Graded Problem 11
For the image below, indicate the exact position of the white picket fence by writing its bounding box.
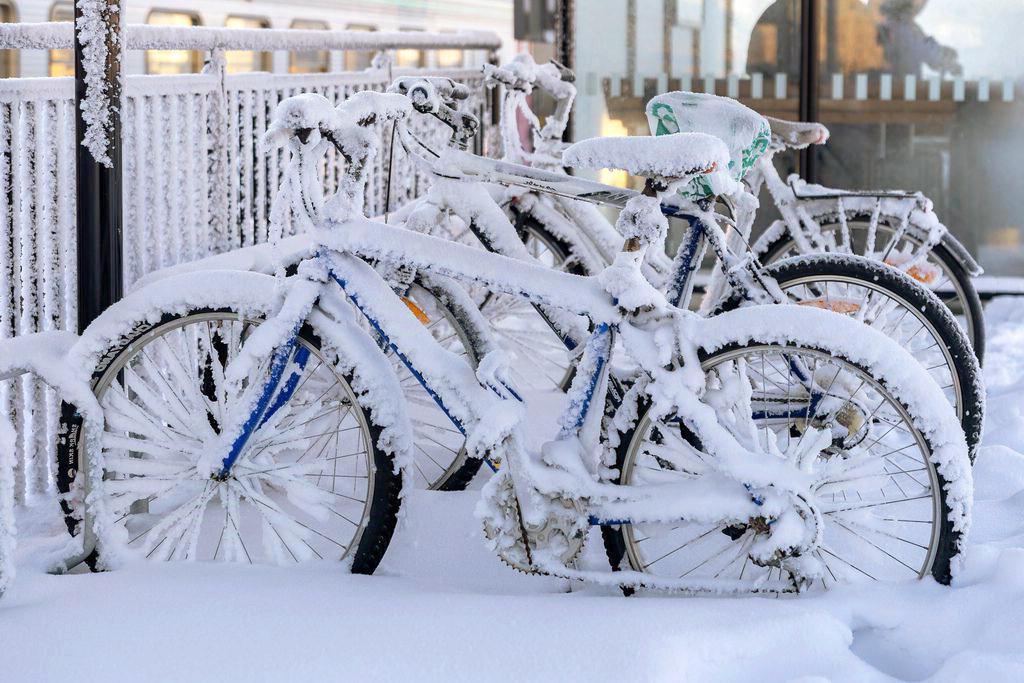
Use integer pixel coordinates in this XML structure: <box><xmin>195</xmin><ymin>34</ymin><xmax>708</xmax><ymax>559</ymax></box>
<box><xmin>0</xmin><ymin>26</ymin><xmax>499</xmax><ymax>501</ymax></box>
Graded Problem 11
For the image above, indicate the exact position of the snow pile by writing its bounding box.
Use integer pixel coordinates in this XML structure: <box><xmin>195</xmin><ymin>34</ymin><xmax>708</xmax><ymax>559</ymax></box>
<box><xmin>3</xmin><ymin>297</ymin><xmax>1024</xmax><ymax>677</ymax></box>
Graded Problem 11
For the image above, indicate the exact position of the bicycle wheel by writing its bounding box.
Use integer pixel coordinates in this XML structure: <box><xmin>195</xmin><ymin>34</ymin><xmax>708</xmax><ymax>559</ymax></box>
<box><xmin>603</xmin><ymin>331</ymin><xmax>964</xmax><ymax>590</ymax></box>
<box><xmin>58</xmin><ymin>308</ymin><xmax>402</xmax><ymax>572</ymax></box>
<box><xmin>759</xmin><ymin>218</ymin><xmax>985</xmax><ymax>364</ymax></box>
<box><xmin>477</xmin><ymin>214</ymin><xmax>583</xmax><ymax>392</ymax></box>
<box><xmin>716</xmin><ymin>254</ymin><xmax>983</xmax><ymax>460</ymax></box>
<box><xmin>390</xmin><ymin>278</ymin><xmax>483</xmax><ymax>491</ymax></box>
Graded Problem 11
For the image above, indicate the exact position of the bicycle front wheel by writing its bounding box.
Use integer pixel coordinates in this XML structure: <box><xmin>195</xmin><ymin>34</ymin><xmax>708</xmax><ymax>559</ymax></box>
<box><xmin>59</xmin><ymin>308</ymin><xmax>402</xmax><ymax>572</ymax></box>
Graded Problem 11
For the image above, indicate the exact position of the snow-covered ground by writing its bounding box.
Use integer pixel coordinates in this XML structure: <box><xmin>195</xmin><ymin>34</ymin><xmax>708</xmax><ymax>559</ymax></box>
<box><xmin>3</xmin><ymin>298</ymin><xmax>1024</xmax><ymax>682</ymax></box>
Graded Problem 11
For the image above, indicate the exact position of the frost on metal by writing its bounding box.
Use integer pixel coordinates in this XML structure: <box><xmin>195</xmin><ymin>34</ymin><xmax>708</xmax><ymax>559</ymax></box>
<box><xmin>76</xmin><ymin>0</ymin><xmax>121</xmax><ymax>167</ymax></box>
<box><xmin>0</xmin><ymin>410</ymin><xmax>15</xmax><ymax>597</ymax></box>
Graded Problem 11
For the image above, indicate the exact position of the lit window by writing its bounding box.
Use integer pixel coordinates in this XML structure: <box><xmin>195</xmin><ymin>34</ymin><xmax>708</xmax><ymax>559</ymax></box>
<box><xmin>289</xmin><ymin>19</ymin><xmax>330</xmax><ymax>74</ymax></box>
<box><xmin>146</xmin><ymin>11</ymin><xmax>202</xmax><ymax>75</ymax></box>
<box><xmin>49</xmin><ymin>2</ymin><xmax>74</xmax><ymax>77</ymax></box>
<box><xmin>436</xmin><ymin>31</ymin><xmax>462</xmax><ymax>69</ymax></box>
<box><xmin>395</xmin><ymin>29</ymin><xmax>424</xmax><ymax>69</ymax></box>
<box><xmin>437</xmin><ymin>49</ymin><xmax>463</xmax><ymax>68</ymax></box>
<box><xmin>0</xmin><ymin>0</ymin><xmax>17</xmax><ymax>78</ymax></box>
<box><xmin>344</xmin><ymin>24</ymin><xmax>376</xmax><ymax>71</ymax></box>
<box><xmin>224</xmin><ymin>16</ymin><xmax>272</xmax><ymax>74</ymax></box>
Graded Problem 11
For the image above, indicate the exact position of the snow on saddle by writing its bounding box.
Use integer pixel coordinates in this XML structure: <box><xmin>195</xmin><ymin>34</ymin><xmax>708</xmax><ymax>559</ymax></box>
<box><xmin>644</xmin><ymin>91</ymin><xmax>771</xmax><ymax>199</ymax></box>
<box><xmin>562</xmin><ymin>132</ymin><xmax>730</xmax><ymax>181</ymax></box>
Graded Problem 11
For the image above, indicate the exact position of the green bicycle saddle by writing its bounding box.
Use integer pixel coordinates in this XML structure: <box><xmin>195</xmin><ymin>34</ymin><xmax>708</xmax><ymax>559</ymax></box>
<box><xmin>646</xmin><ymin>91</ymin><xmax>771</xmax><ymax>200</ymax></box>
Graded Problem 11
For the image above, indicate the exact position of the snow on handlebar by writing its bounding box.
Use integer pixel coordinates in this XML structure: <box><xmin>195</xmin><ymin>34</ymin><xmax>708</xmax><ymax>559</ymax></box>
<box><xmin>483</xmin><ymin>54</ymin><xmax>576</xmax><ymax>100</ymax></box>
<box><xmin>387</xmin><ymin>77</ymin><xmax>480</xmax><ymax>150</ymax></box>
<box><xmin>262</xmin><ymin>91</ymin><xmax>412</xmax><ymax>151</ymax></box>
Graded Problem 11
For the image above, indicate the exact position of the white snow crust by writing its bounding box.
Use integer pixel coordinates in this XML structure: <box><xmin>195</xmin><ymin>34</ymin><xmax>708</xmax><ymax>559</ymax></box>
<box><xmin>75</xmin><ymin>0</ymin><xmax>121</xmax><ymax>167</ymax></box>
<box><xmin>4</xmin><ymin>295</ymin><xmax>1024</xmax><ymax>681</ymax></box>
<box><xmin>563</xmin><ymin>133</ymin><xmax>730</xmax><ymax>181</ymax></box>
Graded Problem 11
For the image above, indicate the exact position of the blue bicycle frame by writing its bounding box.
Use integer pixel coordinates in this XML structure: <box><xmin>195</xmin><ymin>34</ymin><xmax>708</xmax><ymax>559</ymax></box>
<box><xmin>214</xmin><ymin>151</ymin><xmax>825</xmax><ymax>490</ymax></box>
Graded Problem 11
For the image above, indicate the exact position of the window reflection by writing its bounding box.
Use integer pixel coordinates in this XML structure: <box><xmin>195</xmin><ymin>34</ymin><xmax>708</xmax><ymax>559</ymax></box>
<box><xmin>224</xmin><ymin>16</ymin><xmax>272</xmax><ymax>74</ymax></box>
<box><xmin>808</xmin><ymin>0</ymin><xmax>1024</xmax><ymax>273</ymax></box>
<box><xmin>344</xmin><ymin>24</ymin><xmax>377</xmax><ymax>71</ymax></box>
<box><xmin>146</xmin><ymin>10</ymin><xmax>203</xmax><ymax>75</ymax></box>
<box><xmin>290</xmin><ymin>19</ymin><xmax>330</xmax><ymax>74</ymax></box>
<box><xmin>396</xmin><ymin>29</ymin><xmax>425</xmax><ymax>68</ymax></box>
<box><xmin>49</xmin><ymin>2</ymin><xmax>75</xmax><ymax>77</ymax></box>
<box><xmin>571</xmin><ymin>0</ymin><xmax>1024</xmax><ymax>274</ymax></box>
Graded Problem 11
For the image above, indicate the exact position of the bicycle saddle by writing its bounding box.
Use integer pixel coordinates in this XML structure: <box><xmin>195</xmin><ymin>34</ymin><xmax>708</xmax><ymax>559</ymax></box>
<box><xmin>562</xmin><ymin>132</ymin><xmax>729</xmax><ymax>181</ymax></box>
<box><xmin>646</xmin><ymin>91</ymin><xmax>770</xmax><ymax>198</ymax></box>
<box><xmin>765</xmin><ymin>116</ymin><xmax>829</xmax><ymax>148</ymax></box>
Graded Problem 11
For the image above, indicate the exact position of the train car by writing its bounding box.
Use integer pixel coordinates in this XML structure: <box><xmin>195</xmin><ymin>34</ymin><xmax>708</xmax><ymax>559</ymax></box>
<box><xmin>0</xmin><ymin>0</ymin><xmax>514</xmax><ymax>78</ymax></box>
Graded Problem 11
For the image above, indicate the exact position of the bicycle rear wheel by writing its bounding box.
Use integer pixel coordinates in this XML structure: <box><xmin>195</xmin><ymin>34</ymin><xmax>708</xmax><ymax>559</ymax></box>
<box><xmin>759</xmin><ymin>218</ymin><xmax>985</xmax><ymax>364</ymax></box>
<box><xmin>716</xmin><ymin>254</ymin><xmax>983</xmax><ymax>460</ymax></box>
<box><xmin>602</xmin><ymin>332</ymin><xmax>965</xmax><ymax>590</ymax></box>
<box><xmin>388</xmin><ymin>278</ymin><xmax>484</xmax><ymax>491</ymax></box>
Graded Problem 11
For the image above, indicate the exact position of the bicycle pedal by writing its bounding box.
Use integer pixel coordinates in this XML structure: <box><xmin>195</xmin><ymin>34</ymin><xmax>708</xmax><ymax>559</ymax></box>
<box><xmin>721</xmin><ymin>524</ymin><xmax>747</xmax><ymax>541</ymax></box>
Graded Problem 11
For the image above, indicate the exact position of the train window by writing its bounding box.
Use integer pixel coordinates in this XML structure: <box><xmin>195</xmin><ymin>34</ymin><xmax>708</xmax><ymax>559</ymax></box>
<box><xmin>224</xmin><ymin>16</ymin><xmax>272</xmax><ymax>74</ymax></box>
<box><xmin>289</xmin><ymin>19</ymin><xmax>330</xmax><ymax>74</ymax></box>
<box><xmin>436</xmin><ymin>31</ymin><xmax>463</xmax><ymax>69</ymax></box>
<box><xmin>395</xmin><ymin>28</ymin><xmax>424</xmax><ymax>69</ymax></box>
<box><xmin>146</xmin><ymin>10</ymin><xmax>203</xmax><ymax>75</ymax></box>
<box><xmin>49</xmin><ymin>2</ymin><xmax>74</xmax><ymax>77</ymax></box>
<box><xmin>0</xmin><ymin>0</ymin><xmax>17</xmax><ymax>78</ymax></box>
<box><xmin>343</xmin><ymin>24</ymin><xmax>377</xmax><ymax>72</ymax></box>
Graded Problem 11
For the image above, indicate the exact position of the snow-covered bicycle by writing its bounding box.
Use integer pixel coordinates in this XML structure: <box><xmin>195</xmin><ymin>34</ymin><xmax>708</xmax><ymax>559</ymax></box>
<box><xmin>54</xmin><ymin>88</ymin><xmax>971</xmax><ymax>593</ymax></box>
<box><xmin>732</xmin><ymin>111</ymin><xmax>986</xmax><ymax>361</ymax></box>
<box><xmin>403</xmin><ymin>67</ymin><xmax>983</xmax><ymax>464</ymax></box>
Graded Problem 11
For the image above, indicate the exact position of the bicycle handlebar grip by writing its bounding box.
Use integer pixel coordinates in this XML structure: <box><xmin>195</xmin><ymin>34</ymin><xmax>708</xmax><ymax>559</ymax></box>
<box><xmin>406</xmin><ymin>83</ymin><xmax>438</xmax><ymax>114</ymax></box>
<box><xmin>390</xmin><ymin>76</ymin><xmax>469</xmax><ymax>114</ymax></box>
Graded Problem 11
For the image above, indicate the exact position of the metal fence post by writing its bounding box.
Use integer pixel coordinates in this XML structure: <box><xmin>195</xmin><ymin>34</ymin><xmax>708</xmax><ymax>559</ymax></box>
<box><xmin>204</xmin><ymin>48</ymin><xmax>230</xmax><ymax>255</ymax></box>
<box><xmin>798</xmin><ymin>0</ymin><xmax>820</xmax><ymax>182</ymax></box>
<box><xmin>556</xmin><ymin>0</ymin><xmax>574</xmax><ymax>143</ymax></box>
<box><xmin>74</xmin><ymin>0</ymin><xmax>123</xmax><ymax>333</ymax></box>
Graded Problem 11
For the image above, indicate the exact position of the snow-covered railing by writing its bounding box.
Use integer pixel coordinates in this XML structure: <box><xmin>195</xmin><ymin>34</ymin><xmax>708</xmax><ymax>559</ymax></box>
<box><xmin>0</xmin><ymin>22</ymin><xmax>502</xmax><ymax>52</ymax></box>
<box><xmin>0</xmin><ymin>26</ymin><xmax>498</xmax><ymax>503</ymax></box>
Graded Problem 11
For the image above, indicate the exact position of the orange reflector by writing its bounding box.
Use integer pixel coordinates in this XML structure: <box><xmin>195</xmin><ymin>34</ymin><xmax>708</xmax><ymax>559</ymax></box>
<box><xmin>401</xmin><ymin>297</ymin><xmax>431</xmax><ymax>324</ymax></box>
<box><xmin>885</xmin><ymin>259</ymin><xmax>940</xmax><ymax>285</ymax></box>
<box><xmin>797</xmin><ymin>298</ymin><xmax>862</xmax><ymax>314</ymax></box>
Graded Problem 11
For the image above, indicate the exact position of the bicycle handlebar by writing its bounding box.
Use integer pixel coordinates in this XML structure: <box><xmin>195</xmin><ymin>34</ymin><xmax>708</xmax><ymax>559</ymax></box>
<box><xmin>388</xmin><ymin>76</ymin><xmax>479</xmax><ymax>150</ymax></box>
<box><xmin>483</xmin><ymin>56</ymin><xmax>576</xmax><ymax>96</ymax></box>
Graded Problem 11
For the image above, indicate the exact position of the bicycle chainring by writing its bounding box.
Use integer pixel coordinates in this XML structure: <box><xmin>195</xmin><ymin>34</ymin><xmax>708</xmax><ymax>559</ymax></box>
<box><xmin>480</xmin><ymin>470</ymin><xmax>588</xmax><ymax>574</ymax></box>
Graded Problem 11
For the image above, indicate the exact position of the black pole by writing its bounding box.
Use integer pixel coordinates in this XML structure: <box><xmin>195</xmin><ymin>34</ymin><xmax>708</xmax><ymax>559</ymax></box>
<box><xmin>798</xmin><ymin>0</ymin><xmax>819</xmax><ymax>182</ymax></box>
<box><xmin>74</xmin><ymin>1</ymin><xmax>123</xmax><ymax>334</ymax></box>
<box><xmin>555</xmin><ymin>0</ymin><xmax>573</xmax><ymax>142</ymax></box>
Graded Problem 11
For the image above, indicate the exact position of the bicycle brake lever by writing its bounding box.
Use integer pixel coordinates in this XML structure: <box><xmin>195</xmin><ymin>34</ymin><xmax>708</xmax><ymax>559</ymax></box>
<box><xmin>548</xmin><ymin>59</ymin><xmax>576</xmax><ymax>83</ymax></box>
